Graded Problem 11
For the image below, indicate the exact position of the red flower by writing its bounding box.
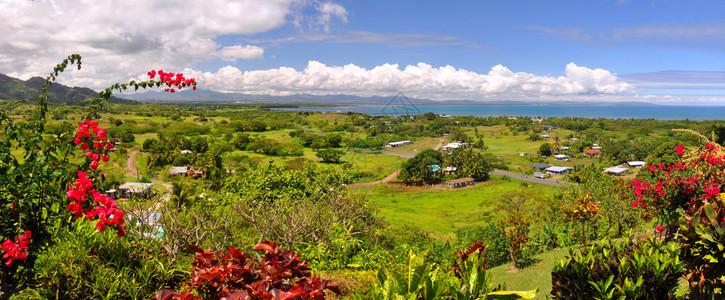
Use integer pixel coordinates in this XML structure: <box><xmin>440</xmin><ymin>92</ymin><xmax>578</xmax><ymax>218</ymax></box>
<box><xmin>656</xmin><ymin>225</ymin><xmax>665</xmax><ymax>232</ymax></box>
<box><xmin>572</xmin><ymin>232</ymin><xmax>577</xmax><ymax>236</ymax></box>
<box><xmin>676</xmin><ymin>145</ymin><xmax>685</xmax><ymax>156</ymax></box>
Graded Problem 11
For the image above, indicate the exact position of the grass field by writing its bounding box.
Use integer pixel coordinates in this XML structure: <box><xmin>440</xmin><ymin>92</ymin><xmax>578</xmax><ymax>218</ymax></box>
<box><xmin>361</xmin><ymin>175</ymin><xmax>561</xmax><ymax>241</ymax></box>
<box><xmin>488</xmin><ymin>247</ymin><xmax>571</xmax><ymax>299</ymax></box>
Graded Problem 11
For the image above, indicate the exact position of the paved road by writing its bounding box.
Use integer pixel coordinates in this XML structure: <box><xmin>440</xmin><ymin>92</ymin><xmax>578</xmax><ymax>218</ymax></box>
<box><xmin>350</xmin><ymin>148</ymin><xmax>414</xmax><ymax>158</ymax></box>
<box><xmin>491</xmin><ymin>170</ymin><xmax>575</xmax><ymax>187</ymax></box>
<box><xmin>300</xmin><ymin>126</ymin><xmax>326</xmax><ymax>136</ymax></box>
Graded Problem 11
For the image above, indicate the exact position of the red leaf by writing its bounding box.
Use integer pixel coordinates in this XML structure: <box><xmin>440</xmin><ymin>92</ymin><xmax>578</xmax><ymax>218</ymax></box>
<box><xmin>186</xmin><ymin>244</ymin><xmax>205</xmax><ymax>254</ymax></box>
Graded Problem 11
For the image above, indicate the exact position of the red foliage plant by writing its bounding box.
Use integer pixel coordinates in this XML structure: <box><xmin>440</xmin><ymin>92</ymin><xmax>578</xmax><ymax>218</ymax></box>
<box><xmin>151</xmin><ymin>241</ymin><xmax>339</xmax><ymax>300</ymax></box>
<box><xmin>451</xmin><ymin>241</ymin><xmax>489</xmax><ymax>279</ymax></box>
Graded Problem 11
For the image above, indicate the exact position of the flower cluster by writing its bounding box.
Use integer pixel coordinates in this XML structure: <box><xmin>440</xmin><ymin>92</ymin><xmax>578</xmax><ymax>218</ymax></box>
<box><xmin>1</xmin><ymin>231</ymin><xmax>31</xmax><ymax>267</ymax></box>
<box><xmin>73</xmin><ymin>119</ymin><xmax>114</xmax><ymax>170</ymax></box>
<box><xmin>66</xmin><ymin>171</ymin><xmax>126</xmax><ymax>236</ymax></box>
<box><xmin>68</xmin><ymin>119</ymin><xmax>125</xmax><ymax>237</ymax></box>
<box><xmin>148</xmin><ymin>69</ymin><xmax>197</xmax><ymax>93</ymax></box>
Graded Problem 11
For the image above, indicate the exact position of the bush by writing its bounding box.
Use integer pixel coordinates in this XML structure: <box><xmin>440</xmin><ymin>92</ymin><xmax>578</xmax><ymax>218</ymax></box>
<box><xmin>152</xmin><ymin>241</ymin><xmax>339</xmax><ymax>300</ymax></box>
<box><xmin>551</xmin><ymin>237</ymin><xmax>684</xmax><ymax>299</ymax></box>
<box><xmin>26</xmin><ymin>220</ymin><xmax>185</xmax><ymax>299</ymax></box>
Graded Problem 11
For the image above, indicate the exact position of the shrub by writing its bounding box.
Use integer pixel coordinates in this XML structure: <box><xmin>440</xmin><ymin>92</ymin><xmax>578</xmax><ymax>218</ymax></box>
<box><xmin>551</xmin><ymin>237</ymin><xmax>684</xmax><ymax>299</ymax></box>
<box><xmin>151</xmin><ymin>241</ymin><xmax>339</xmax><ymax>300</ymax></box>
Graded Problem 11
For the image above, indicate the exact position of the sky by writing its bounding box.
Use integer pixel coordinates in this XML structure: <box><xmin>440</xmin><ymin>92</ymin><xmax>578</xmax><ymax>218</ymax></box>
<box><xmin>1</xmin><ymin>0</ymin><xmax>724</xmax><ymax>104</ymax></box>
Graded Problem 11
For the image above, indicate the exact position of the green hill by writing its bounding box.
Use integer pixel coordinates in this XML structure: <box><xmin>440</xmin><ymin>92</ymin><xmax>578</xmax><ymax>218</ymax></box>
<box><xmin>0</xmin><ymin>73</ymin><xmax>138</xmax><ymax>105</ymax></box>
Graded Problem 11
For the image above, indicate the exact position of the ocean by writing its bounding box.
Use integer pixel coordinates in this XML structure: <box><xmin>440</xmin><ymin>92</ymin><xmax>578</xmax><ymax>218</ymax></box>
<box><xmin>272</xmin><ymin>104</ymin><xmax>725</xmax><ymax>120</ymax></box>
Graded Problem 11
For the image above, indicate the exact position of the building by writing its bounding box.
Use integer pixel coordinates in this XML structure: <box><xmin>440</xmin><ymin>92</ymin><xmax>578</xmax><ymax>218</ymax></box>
<box><xmin>560</xmin><ymin>146</ymin><xmax>570</xmax><ymax>151</ymax></box>
<box><xmin>118</xmin><ymin>182</ymin><xmax>154</xmax><ymax>199</ymax></box>
<box><xmin>169</xmin><ymin>166</ymin><xmax>189</xmax><ymax>176</ymax></box>
<box><xmin>446</xmin><ymin>177</ymin><xmax>474</xmax><ymax>189</ymax></box>
<box><xmin>180</xmin><ymin>150</ymin><xmax>193</xmax><ymax>154</ymax></box>
<box><xmin>533</xmin><ymin>172</ymin><xmax>546</xmax><ymax>179</ymax></box>
<box><xmin>585</xmin><ymin>149</ymin><xmax>601</xmax><ymax>157</ymax></box>
<box><xmin>603</xmin><ymin>166</ymin><xmax>629</xmax><ymax>176</ymax></box>
<box><xmin>627</xmin><ymin>161</ymin><xmax>646</xmax><ymax>168</ymax></box>
<box><xmin>540</xmin><ymin>134</ymin><xmax>550</xmax><ymax>139</ymax></box>
<box><xmin>553</xmin><ymin>154</ymin><xmax>570</xmax><ymax>161</ymax></box>
<box><xmin>442</xmin><ymin>166</ymin><xmax>457</xmax><ymax>175</ymax></box>
<box><xmin>385</xmin><ymin>140</ymin><xmax>413</xmax><ymax>148</ymax></box>
<box><xmin>545</xmin><ymin>166</ymin><xmax>573</xmax><ymax>175</ymax></box>
<box><xmin>530</xmin><ymin>163</ymin><xmax>551</xmax><ymax>171</ymax></box>
<box><xmin>570</xmin><ymin>138</ymin><xmax>578</xmax><ymax>141</ymax></box>
<box><xmin>442</xmin><ymin>142</ymin><xmax>469</xmax><ymax>151</ymax></box>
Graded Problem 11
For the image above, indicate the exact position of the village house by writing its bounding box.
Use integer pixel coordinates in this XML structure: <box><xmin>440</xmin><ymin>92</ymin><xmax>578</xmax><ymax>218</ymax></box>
<box><xmin>545</xmin><ymin>166</ymin><xmax>574</xmax><ymax>175</ymax></box>
<box><xmin>603</xmin><ymin>166</ymin><xmax>629</xmax><ymax>176</ymax></box>
<box><xmin>585</xmin><ymin>149</ymin><xmax>601</xmax><ymax>157</ymax></box>
<box><xmin>446</xmin><ymin>177</ymin><xmax>474</xmax><ymax>189</ymax></box>
<box><xmin>118</xmin><ymin>182</ymin><xmax>154</xmax><ymax>199</ymax></box>
<box><xmin>442</xmin><ymin>166</ymin><xmax>457</xmax><ymax>175</ymax></box>
<box><xmin>627</xmin><ymin>161</ymin><xmax>646</xmax><ymax>168</ymax></box>
<box><xmin>180</xmin><ymin>150</ymin><xmax>193</xmax><ymax>154</ymax></box>
<box><xmin>530</xmin><ymin>163</ymin><xmax>551</xmax><ymax>171</ymax></box>
<box><xmin>385</xmin><ymin>140</ymin><xmax>413</xmax><ymax>148</ymax></box>
<box><xmin>442</xmin><ymin>142</ymin><xmax>469</xmax><ymax>151</ymax></box>
<box><xmin>553</xmin><ymin>154</ymin><xmax>570</xmax><ymax>161</ymax></box>
<box><xmin>540</xmin><ymin>134</ymin><xmax>550</xmax><ymax>139</ymax></box>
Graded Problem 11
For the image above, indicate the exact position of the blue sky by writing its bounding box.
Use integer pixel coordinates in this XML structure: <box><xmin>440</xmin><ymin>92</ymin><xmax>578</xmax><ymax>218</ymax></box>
<box><xmin>1</xmin><ymin>0</ymin><xmax>724</xmax><ymax>103</ymax></box>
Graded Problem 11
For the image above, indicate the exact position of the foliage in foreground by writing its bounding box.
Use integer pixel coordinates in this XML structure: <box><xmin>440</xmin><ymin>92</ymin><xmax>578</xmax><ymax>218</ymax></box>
<box><xmin>359</xmin><ymin>247</ymin><xmax>537</xmax><ymax>300</ymax></box>
<box><xmin>151</xmin><ymin>241</ymin><xmax>339</xmax><ymax>300</ymax></box>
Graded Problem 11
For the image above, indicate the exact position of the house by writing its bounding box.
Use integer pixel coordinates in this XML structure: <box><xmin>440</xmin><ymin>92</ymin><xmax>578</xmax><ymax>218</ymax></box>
<box><xmin>446</xmin><ymin>177</ymin><xmax>474</xmax><ymax>189</ymax></box>
<box><xmin>585</xmin><ymin>149</ymin><xmax>601</xmax><ymax>156</ymax></box>
<box><xmin>180</xmin><ymin>150</ymin><xmax>193</xmax><ymax>154</ymax></box>
<box><xmin>427</xmin><ymin>164</ymin><xmax>441</xmax><ymax>173</ymax></box>
<box><xmin>543</xmin><ymin>125</ymin><xmax>557</xmax><ymax>130</ymax></box>
<box><xmin>519</xmin><ymin>152</ymin><xmax>527</xmax><ymax>156</ymax></box>
<box><xmin>570</xmin><ymin>138</ymin><xmax>578</xmax><ymax>141</ymax></box>
<box><xmin>553</xmin><ymin>154</ymin><xmax>570</xmax><ymax>161</ymax></box>
<box><xmin>169</xmin><ymin>166</ymin><xmax>188</xmax><ymax>176</ymax></box>
<box><xmin>627</xmin><ymin>161</ymin><xmax>646</xmax><ymax>168</ymax></box>
<box><xmin>560</xmin><ymin>146</ymin><xmax>570</xmax><ymax>151</ymax></box>
<box><xmin>118</xmin><ymin>182</ymin><xmax>154</xmax><ymax>199</ymax></box>
<box><xmin>385</xmin><ymin>140</ymin><xmax>413</xmax><ymax>148</ymax></box>
<box><xmin>533</xmin><ymin>172</ymin><xmax>546</xmax><ymax>179</ymax></box>
<box><xmin>592</xmin><ymin>146</ymin><xmax>602</xmax><ymax>150</ymax></box>
<box><xmin>530</xmin><ymin>163</ymin><xmax>551</xmax><ymax>171</ymax></box>
<box><xmin>603</xmin><ymin>166</ymin><xmax>629</xmax><ymax>176</ymax></box>
<box><xmin>540</xmin><ymin>134</ymin><xmax>550</xmax><ymax>139</ymax></box>
<box><xmin>442</xmin><ymin>142</ymin><xmax>469</xmax><ymax>151</ymax></box>
<box><xmin>187</xmin><ymin>169</ymin><xmax>204</xmax><ymax>178</ymax></box>
<box><xmin>442</xmin><ymin>166</ymin><xmax>457</xmax><ymax>175</ymax></box>
<box><xmin>545</xmin><ymin>166</ymin><xmax>573</xmax><ymax>175</ymax></box>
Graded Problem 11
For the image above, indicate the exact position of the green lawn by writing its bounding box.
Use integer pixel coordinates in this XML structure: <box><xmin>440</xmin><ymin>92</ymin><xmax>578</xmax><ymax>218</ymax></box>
<box><xmin>488</xmin><ymin>247</ymin><xmax>572</xmax><ymax>299</ymax></box>
<box><xmin>362</xmin><ymin>176</ymin><xmax>561</xmax><ymax>241</ymax></box>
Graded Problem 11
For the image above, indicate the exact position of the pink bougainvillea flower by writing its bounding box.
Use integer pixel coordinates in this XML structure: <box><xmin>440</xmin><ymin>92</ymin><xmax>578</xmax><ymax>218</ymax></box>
<box><xmin>676</xmin><ymin>145</ymin><xmax>685</xmax><ymax>156</ymax></box>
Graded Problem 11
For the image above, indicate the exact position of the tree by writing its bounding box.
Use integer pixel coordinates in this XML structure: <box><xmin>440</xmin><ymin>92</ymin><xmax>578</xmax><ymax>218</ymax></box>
<box><xmin>169</xmin><ymin>181</ymin><xmax>194</xmax><ymax>210</ymax></box>
<box><xmin>316</xmin><ymin>149</ymin><xmax>343</xmax><ymax>163</ymax></box>
<box><xmin>224</xmin><ymin>163</ymin><xmax>379</xmax><ymax>246</ymax></box>
<box><xmin>497</xmin><ymin>190</ymin><xmax>542</xmax><ymax>269</ymax></box>
<box><xmin>399</xmin><ymin>149</ymin><xmax>444</xmax><ymax>185</ymax></box>
<box><xmin>539</xmin><ymin>143</ymin><xmax>552</xmax><ymax>157</ymax></box>
<box><xmin>445</xmin><ymin>148</ymin><xmax>492</xmax><ymax>179</ymax></box>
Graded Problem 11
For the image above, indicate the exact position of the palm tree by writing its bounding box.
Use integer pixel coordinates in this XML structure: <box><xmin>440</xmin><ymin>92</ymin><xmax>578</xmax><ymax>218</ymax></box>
<box><xmin>169</xmin><ymin>181</ymin><xmax>193</xmax><ymax>210</ymax></box>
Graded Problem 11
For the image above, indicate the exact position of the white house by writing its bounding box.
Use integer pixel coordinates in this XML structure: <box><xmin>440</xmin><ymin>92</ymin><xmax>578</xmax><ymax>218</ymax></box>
<box><xmin>560</xmin><ymin>146</ymin><xmax>570</xmax><ymax>151</ymax></box>
<box><xmin>604</xmin><ymin>166</ymin><xmax>629</xmax><ymax>176</ymax></box>
<box><xmin>545</xmin><ymin>166</ymin><xmax>574</xmax><ymax>175</ymax></box>
<box><xmin>442</xmin><ymin>142</ymin><xmax>469</xmax><ymax>151</ymax></box>
<box><xmin>442</xmin><ymin>166</ymin><xmax>457</xmax><ymax>175</ymax></box>
<box><xmin>553</xmin><ymin>154</ymin><xmax>570</xmax><ymax>161</ymax></box>
<box><xmin>118</xmin><ymin>182</ymin><xmax>154</xmax><ymax>199</ymax></box>
<box><xmin>169</xmin><ymin>166</ymin><xmax>188</xmax><ymax>176</ymax></box>
<box><xmin>180</xmin><ymin>150</ymin><xmax>193</xmax><ymax>154</ymax></box>
<box><xmin>627</xmin><ymin>161</ymin><xmax>646</xmax><ymax>168</ymax></box>
<box><xmin>385</xmin><ymin>140</ymin><xmax>413</xmax><ymax>148</ymax></box>
<box><xmin>540</xmin><ymin>134</ymin><xmax>550</xmax><ymax>139</ymax></box>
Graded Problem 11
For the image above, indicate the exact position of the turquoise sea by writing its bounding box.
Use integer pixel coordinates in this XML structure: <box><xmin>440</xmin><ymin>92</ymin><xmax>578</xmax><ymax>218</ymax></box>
<box><xmin>273</xmin><ymin>104</ymin><xmax>725</xmax><ymax>120</ymax></box>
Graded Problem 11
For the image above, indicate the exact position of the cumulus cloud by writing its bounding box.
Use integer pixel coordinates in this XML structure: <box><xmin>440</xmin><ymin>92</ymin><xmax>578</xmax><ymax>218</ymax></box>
<box><xmin>0</xmin><ymin>0</ymin><xmax>345</xmax><ymax>88</ymax></box>
<box><xmin>182</xmin><ymin>61</ymin><xmax>634</xmax><ymax>100</ymax></box>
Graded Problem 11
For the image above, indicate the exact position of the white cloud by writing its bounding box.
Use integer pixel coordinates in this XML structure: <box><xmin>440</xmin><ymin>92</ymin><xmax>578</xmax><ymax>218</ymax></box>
<box><xmin>0</xmin><ymin>0</ymin><xmax>346</xmax><ymax>88</ymax></box>
<box><xmin>215</xmin><ymin>45</ymin><xmax>265</xmax><ymax>61</ymax></box>
<box><xmin>182</xmin><ymin>61</ymin><xmax>634</xmax><ymax>100</ymax></box>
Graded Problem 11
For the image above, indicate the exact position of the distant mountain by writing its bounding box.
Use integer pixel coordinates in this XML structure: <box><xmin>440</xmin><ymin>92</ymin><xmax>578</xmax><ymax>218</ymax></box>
<box><xmin>121</xmin><ymin>89</ymin><xmax>442</xmax><ymax>105</ymax></box>
<box><xmin>123</xmin><ymin>89</ymin><xmax>655</xmax><ymax>106</ymax></box>
<box><xmin>0</xmin><ymin>73</ymin><xmax>138</xmax><ymax>105</ymax></box>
